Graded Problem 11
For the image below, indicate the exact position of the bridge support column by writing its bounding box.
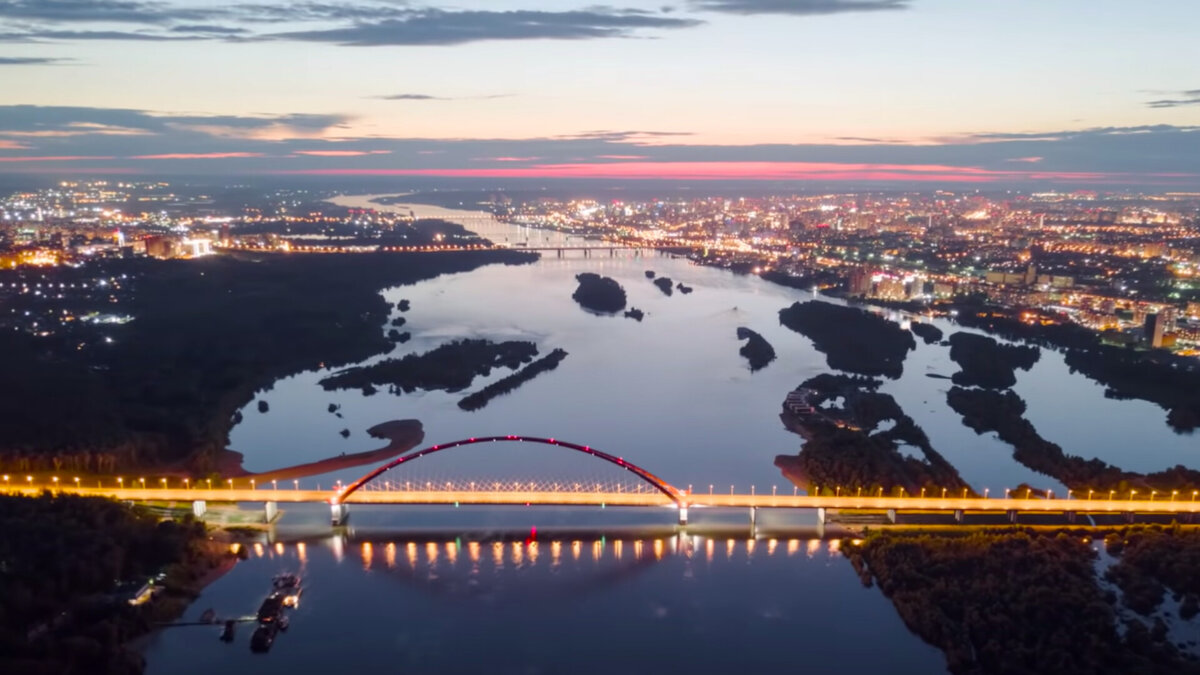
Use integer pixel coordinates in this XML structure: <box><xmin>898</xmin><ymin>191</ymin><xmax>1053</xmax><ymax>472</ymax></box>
<box><xmin>192</xmin><ymin>500</ymin><xmax>207</xmax><ymax>518</ymax></box>
<box><xmin>886</xmin><ymin>509</ymin><xmax>896</xmax><ymax>524</ymax></box>
<box><xmin>1125</xmin><ymin>512</ymin><xmax>1135</xmax><ymax>524</ymax></box>
<box><xmin>1007</xmin><ymin>510</ymin><xmax>1018</xmax><ymax>523</ymax></box>
<box><xmin>1065</xmin><ymin>511</ymin><xmax>1076</xmax><ymax>524</ymax></box>
<box><xmin>954</xmin><ymin>509</ymin><xmax>964</xmax><ymax>524</ymax></box>
<box><xmin>331</xmin><ymin>502</ymin><xmax>349</xmax><ymax>526</ymax></box>
<box><xmin>677</xmin><ymin>506</ymin><xmax>688</xmax><ymax>526</ymax></box>
<box><xmin>816</xmin><ymin>507</ymin><xmax>827</xmax><ymax>525</ymax></box>
<box><xmin>264</xmin><ymin>501</ymin><xmax>278</xmax><ymax>523</ymax></box>
<box><xmin>749</xmin><ymin>506</ymin><xmax>757</xmax><ymax>528</ymax></box>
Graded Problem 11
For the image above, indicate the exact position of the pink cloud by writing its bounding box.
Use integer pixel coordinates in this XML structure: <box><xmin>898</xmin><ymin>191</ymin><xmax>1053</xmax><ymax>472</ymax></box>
<box><xmin>0</xmin><ymin>155</ymin><xmax>115</xmax><ymax>162</ymax></box>
<box><xmin>131</xmin><ymin>152</ymin><xmax>264</xmax><ymax>159</ymax></box>
<box><xmin>275</xmin><ymin>160</ymin><xmax>1126</xmax><ymax>183</ymax></box>
<box><xmin>292</xmin><ymin>150</ymin><xmax>392</xmax><ymax>157</ymax></box>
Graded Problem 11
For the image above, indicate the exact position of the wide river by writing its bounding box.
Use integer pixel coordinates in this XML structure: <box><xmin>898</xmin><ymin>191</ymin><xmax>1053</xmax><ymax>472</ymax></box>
<box><xmin>142</xmin><ymin>195</ymin><xmax>1198</xmax><ymax>673</ymax></box>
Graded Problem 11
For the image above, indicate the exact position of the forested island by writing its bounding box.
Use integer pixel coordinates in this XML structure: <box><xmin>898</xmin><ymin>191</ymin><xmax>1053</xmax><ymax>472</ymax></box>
<box><xmin>778</xmin><ymin>301</ymin><xmax>916</xmax><ymax>378</ymax></box>
<box><xmin>909</xmin><ymin>321</ymin><xmax>943</xmax><ymax>344</ymax></box>
<box><xmin>458</xmin><ymin>348</ymin><xmax>569</xmax><ymax>411</ymax></box>
<box><xmin>775</xmin><ymin>374</ymin><xmax>971</xmax><ymax>495</ymax></box>
<box><xmin>0</xmin><ymin>249</ymin><xmax>535</xmax><ymax>475</ymax></box>
<box><xmin>624</xmin><ymin>308</ymin><xmax>645</xmax><ymax>321</ymax></box>
<box><xmin>735</xmin><ymin>327</ymin><xmax>775</xmax><ymax>371</ymax></box>
<box><xmin>954</xmin><ymin>307</ymin><xmax>1200</xmax><ymax>432</ymax></box>
<box><xmin>947</xmin><ymin>332</ymin><xmax>1040</xmax><ymax>389</ymax></box>
<box><xmin>845</xmin><ymin>528</ymin><xmax>1200</xmax><ymax>675</ymax></box>
<box><xmin>571</xmin><ymin>273</ymin><xmax>627</xmax><ymax>313</ymax></box>
<box><xmin>0</xmin><ymin>494</ymin><xmax>227</xmax><ymax>675</ymax></box>
<box><xmin>676</xmin><ymin>282</ymin><xmax>693</xmax><ymax>294</ymax></box>
<box><xmin>652</xmin><ymin>277</ymin><xmax>674</xmax><ymax>296</ymax></box>
<box><xmin>319</xmin><ymin>338</ymin><xmax>538</xmax><ymax>395</ymax></box>
<box><xmin>946</xmin><ymin>387</ymin><xmax>1200</xmax><ymax>492</ymax></box>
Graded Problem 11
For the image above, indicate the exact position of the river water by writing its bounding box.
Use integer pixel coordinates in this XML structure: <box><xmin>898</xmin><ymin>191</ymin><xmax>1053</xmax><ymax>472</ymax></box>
<box><xmin>142</xmin><ymin>195</ymin><xmax>1198</xmax><ymax>673</ymax></box>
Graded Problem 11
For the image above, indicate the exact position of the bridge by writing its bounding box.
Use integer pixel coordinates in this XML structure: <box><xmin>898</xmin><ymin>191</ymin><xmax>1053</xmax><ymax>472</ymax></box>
<box><xmin>6</xmin><ymin>435</ymin><xmax>1200</xmax><ymax>528</ymax></box>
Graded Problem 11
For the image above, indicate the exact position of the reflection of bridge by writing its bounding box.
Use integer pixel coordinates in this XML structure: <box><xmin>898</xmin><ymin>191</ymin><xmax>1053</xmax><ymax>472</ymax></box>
<box><xmin>8</xmin><ymin>435</ymin><xmax>1200</xmax><ymax>527</ymax></box>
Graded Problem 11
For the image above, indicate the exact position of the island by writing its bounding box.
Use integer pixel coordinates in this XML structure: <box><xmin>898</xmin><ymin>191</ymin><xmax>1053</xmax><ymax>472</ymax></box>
<box><xmin>216</xmin><ymin>418</ymin><xmax>425</xmax><ymax>481</ymax></box>
<box><xmin>909</xmin><ymin>321</ymin><xmax>943</xmax><ymax>344</ymax></box>
<box><xmin>458</xmin><ymin>348</ymin><xmax>569</xmax><ymax>411</ymax></box>
<box><xmin>644</xmin><ymin>270</ymin><xmax>656</xmax><ymax>279</ymax></box>
<box><xmin>778</xmin><ymin>301</ymin><xmax>916</xmax><ymax>379</ymax></box>
<box><xmin>946</xmin><ymin>387</ymin><xmax>1200</xmax><ymax>492</ymax></box>
<box><xmin>736</xmin><ymin>327</ymin><xmax>776</xmax><ymax>371</ymax></box>
<box><xmin>397</xmin><ymin>299</ymin><xmax>410</xmax><ymax>312</ymax></box>
<box><xmin>844</xmin><ymin>528</ymin><xmax>1200</xmax><ymax>675</ymax></box>
<box><xmin>676</xmin><ymin>282</ymin><xmax>693</xmax><ymax>294</ymax></box>
<box><xmin>652</xmin><ymin>277</ymin><xmax>674</xmax><ymax>296</ymax></box>
<box><xmin>257</xmin><ymin>400</ymin><xmax>269</xmax><ymax>413</ymax></box>
<box><xmin>319</xmin><ymin>339</ymin><xmax>538</xmax><ymax>395</ymax></box>
<box><xmin>571</xmin><ymin>273</ymin><xmax>627</xmax><ymax>313</ymax></box>
<box><xmin>624</xmin><ymin>308</ymin><xmax>645</xmax><ymax>322</ymax></box>
<box><xmin>947</xmin><ymin>332</ymin><xmax>1040</xmax><ymax>389</ymax></box>
<box><xmin>775</xmin><ymin>373</ymin><xmax>971</xmax><ymax>496</ymax></box>
<box><xmin>391</xmin><ymin>316</ymin><xmax>407</xmax><ymax>327</ymax></box>
<box><xmin>954</xmin><ymin>306</ymin><xmax>1200</xmax><ymax>432</ymax></box>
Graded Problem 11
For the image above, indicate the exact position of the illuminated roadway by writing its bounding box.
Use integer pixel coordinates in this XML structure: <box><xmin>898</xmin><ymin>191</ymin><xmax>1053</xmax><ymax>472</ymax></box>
<box><xmin>8</xmin><ymin>486</ymin><xmax>1200</xmax><ymax>519</ymax></box>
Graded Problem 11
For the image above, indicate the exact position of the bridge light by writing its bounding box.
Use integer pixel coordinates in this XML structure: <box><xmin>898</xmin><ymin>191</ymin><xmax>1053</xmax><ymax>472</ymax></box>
<box><xmin>1172</xmin><ymin>490</ymin><xmax>1179</xmax><ymax>501</ymax></box>
<box><xmin>74</xmin><ymin>477</ymin><xmax>80</xmax><ymax>488</ymax></box>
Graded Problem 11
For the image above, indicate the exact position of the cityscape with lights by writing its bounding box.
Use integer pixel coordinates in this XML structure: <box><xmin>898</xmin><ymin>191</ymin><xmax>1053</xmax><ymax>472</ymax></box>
<box><xmin>4</xmin><ymin>0</ymin><xmax>1200</xmax><ymax>673</ymax></box>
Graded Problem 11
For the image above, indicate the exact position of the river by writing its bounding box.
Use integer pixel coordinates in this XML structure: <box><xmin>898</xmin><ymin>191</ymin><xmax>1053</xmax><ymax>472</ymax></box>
<box><xmin>142</xmin><ymin>194</ymin><xmax>1198</xmax><ymax>673</ymax></box>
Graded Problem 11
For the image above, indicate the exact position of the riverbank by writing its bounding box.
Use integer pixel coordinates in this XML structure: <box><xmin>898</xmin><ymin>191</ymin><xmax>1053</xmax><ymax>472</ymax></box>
<box><xmin>215</xmin><ymin>419</ymin><xmax>425</xmax><ymax>481</ymax></box>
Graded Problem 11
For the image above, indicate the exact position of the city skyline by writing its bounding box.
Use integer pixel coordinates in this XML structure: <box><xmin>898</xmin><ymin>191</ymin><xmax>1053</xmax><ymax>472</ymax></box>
<box><xmin>1</xmin><ymin>0</ymin><xmax>1199</xmax><ymax>183</ymax></box>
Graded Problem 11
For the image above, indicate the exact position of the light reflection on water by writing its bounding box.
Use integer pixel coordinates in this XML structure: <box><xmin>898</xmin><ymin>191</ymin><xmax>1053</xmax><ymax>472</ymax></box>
<box><xmin>143</xmin><ymin>528</ymin><xmax>945</xmax><ymax>675</ymax></box>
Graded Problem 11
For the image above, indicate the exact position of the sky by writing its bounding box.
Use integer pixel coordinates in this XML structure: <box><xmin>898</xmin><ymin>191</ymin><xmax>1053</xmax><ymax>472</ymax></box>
<box><xmin>0</xmin><ymin>0</ymin><xmax>1198</xmax><ymax>185</ymax></box>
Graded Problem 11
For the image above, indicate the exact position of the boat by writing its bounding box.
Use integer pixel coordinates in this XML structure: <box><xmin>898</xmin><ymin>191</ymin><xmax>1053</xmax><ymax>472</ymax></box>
<box><xmin>272</xmin><ymin>573</ymin><xmax>301</xmax><ymax>591</ymax></box>
<box><xmin>250</xmin><ymin>623</ymin><xmax>277</xmax><ymax>653</ymax></box>
<box><xmin>256</xmin><ymin>592</ymin><xmax>286</xmax><ymax>624</ymax></box>
<box><xmin>278</xmin><ymin>615</ymin><xmax>289</xmax><ymax>632</ymax></box>
<box><xmin>219</xmin><ymin>620</ymin><xmax>236</xmax><ymax>643</ymax></box>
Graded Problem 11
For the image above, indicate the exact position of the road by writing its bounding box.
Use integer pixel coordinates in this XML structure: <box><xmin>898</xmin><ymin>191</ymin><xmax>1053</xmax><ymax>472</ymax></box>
<box><xmin>6</xmin><ymin>486</ymin><xmax>1200</xmax><ymax>516</ymax></box>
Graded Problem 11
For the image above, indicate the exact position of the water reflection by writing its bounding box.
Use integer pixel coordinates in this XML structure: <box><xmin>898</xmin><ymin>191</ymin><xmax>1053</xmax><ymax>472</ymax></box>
<box><xmin>143</xmin><ymin>532</ymin><xmax>945</xmax><ymax>675</ymax></box>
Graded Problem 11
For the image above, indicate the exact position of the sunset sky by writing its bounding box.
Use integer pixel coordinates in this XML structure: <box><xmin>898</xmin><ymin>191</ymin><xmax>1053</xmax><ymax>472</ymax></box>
<box><xmin>2</xmin><ymin>0</ymin><xmax>1198</xmax><ymax>184</ymax></box>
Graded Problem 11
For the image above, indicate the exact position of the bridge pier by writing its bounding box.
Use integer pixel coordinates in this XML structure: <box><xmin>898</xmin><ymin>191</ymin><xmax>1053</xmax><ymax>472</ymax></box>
<box><xmin>954</xmin><ymin>509</ymin><xmax>964</xmax><ymax>524</ymax></box>
<box><xmin>1007</xmin><ymin>510</ymin><xmax>1018</xmax><ymax>523</ymax></box>
<box><xmin>192</xmin><ymin>500</ymin><xmax>207</xmax><ymax>518</ymax></box>
<box><xmin>331</xmin><ymin>502</ymin><xmax>349</xmax><ymax>526</ymax></box>
<box><xmin>886</xmin><ymin>509</ymin><xmax>896</xmax><ymax>524</ymax></box>
<box><xmin>749</xmin><ymin>506</ymin><xmax>757</xmax><ymax>529</ymax></box>
<box><xmin>816</xmin><ymin>507</ymin><xmax>827</xmax><ymax>525</ymax></box>
<box><xmin>1125</xmin><ymin>512</ymin><xmax>1135</xmax><ymax>524</ymax></box>
<box><xmin>264</xmin><ymin>501</ymin><xmax>278</xmax><ymax>523</ymax></box>
<box><xmin>678</xmin><ymin>506</ymin><xmax>688</xmax><ymax>527</ymax></box>
<box><xmin>1065</xmin><ymin>511</ymin><xmax>1076</xmax><ymax>524</ymax></box>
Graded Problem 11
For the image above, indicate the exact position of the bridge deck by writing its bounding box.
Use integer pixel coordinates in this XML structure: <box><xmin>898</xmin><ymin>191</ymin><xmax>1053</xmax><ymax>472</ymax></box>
<box><xmin>8</xmin><ymin>486</ymin><xmax>1200</xmax><ymax>516</ymax></box>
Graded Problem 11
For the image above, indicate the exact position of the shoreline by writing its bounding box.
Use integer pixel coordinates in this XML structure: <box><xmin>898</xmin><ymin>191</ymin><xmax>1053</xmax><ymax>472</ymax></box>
<box><xmin>216</xmin><ymin>419</ymin><xmax>425</xmax><ymax>481</ymax></box>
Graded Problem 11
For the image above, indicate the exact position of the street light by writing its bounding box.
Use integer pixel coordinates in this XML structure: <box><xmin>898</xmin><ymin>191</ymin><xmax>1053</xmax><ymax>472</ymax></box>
<box><xmin>3</xmin><ymin>475</ymin><xmax>9</xmax><ymax>489</ymax></box>
<box><xmin>73</xmin><ymin>477</ymin><xmax>80</xmax><ymax>489</ymax></box>
<box><xmin>138</xmin><ymin>477</ymin><xmax>145</xmax><ymax>489</ymax></box>
<box><xmin>183</xmin><ymin>478</ymin><xmax>189</xmax><ymax>490</ymax></box>
<box><xmin>941</xmin><ymin>487</ymin><xmax>947</xmax><ymax>499</ymax></box>
<box><xmin>250</xmin><ymin>479</ymin><xmax>256</xmax><ymax>490</ymax></box>
<box><xmin>1172</xmin><ymin>490</ymin><xmax>1178</xmax><ymax>502</ymax></box>
<box><xmin>1150</xmin><ymin>491</ymin><xmax>1157</xmax><ymax>502</ymax></box>
<box><xmin>1130</xmin><ymin>490</ymin><xmax>1137</xmax><ymax>501</ymax></box>
<box><xmin>272</xmin><ymin>480</ymin><xmax>277</xmax><ymax>490</ymax></box>
<box><xmin>293</xmin><ymin>480</ymin><xmax>299</xmax><ymax>490</ymax></box>
<box><xmin>117</xmin><ymin>477</ymin><xmax>124</xmax><ymax>489</ymax></box>
<box><xmin>160</xmin><ymin>478</ymin><xmax>167</xmax><ymax>489</ymax></box>
<box><xmin>1088</xmin><ymin>489</ymin><xmax>1094</xmax><ymax>500</ymax></box>
<box><xmin>52</xmin><ymin>476</ymin><xmax>59</xmax><ymax>490</ymax></box>
<box><xmin>983</xmin><ymin>488</ymin><xmax>990</xmax><ymax>499</ymax></box>
<box><xmin>227</xmin><ymin>479</ymin><xmax>233</xmax><ymax>490</ymax></box>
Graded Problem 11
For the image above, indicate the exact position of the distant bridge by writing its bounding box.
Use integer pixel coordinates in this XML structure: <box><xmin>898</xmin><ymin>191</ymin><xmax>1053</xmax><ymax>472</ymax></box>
<box><xmin>7</xmin><ymin>435</ymin><xmax>1200</xmax><ymax>528</ymax></box>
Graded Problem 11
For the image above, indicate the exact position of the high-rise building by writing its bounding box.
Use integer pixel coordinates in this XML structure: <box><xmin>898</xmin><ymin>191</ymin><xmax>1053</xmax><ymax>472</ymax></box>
<box><xmin>848</xmin><ymin>268</ymin><xmax>873</xmax><ymax>297</ymax></box>
<box><xmin>1144</xmin><ymin>313</ymin><xmax>1167</xmax><ymax>348</ymax></box>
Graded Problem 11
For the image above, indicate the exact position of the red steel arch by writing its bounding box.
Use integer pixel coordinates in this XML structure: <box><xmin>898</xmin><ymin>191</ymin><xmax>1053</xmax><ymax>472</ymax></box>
<box><xmin>333</xmin><ymin>435</ymin><xmax>683</xmax><ymax>505</ymax></box>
